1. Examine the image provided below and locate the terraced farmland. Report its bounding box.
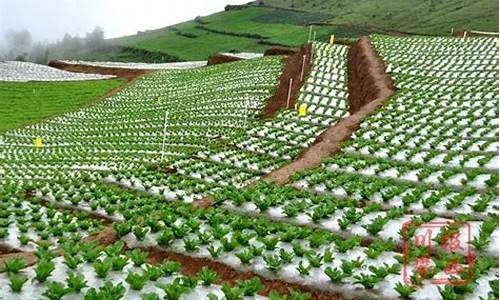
[0,34,498,300]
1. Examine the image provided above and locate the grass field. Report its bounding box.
[0,79,125,133]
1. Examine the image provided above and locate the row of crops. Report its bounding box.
[0,55,317,299]
[59,60,208,70]
[270,35,497,299]
[0,61,115,82]
[173,36,499,299]
[59,52,263,70]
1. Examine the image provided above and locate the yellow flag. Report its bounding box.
[298,103,308,117]
[329,34,335,45]
[34,137,43,149]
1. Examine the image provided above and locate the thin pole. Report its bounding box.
[312,31,316,43]
[310,44,314,64]
[300,54,306,82]
[286,78,293,109]
[244,94,250,125]
[160,111,168,161]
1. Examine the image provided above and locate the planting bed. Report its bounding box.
[0,61,115,82]
[57,60,208,70]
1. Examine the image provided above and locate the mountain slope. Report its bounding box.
[259,0,498,34]
[54,1,498,62]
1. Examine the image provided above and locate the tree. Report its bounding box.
[85,27,105,51]
[4,29,32,60]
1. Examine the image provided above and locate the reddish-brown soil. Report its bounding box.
[0,244,21,255]
[347,36,395,114]
[48,60,151,82]
[264,46,300,56]
[261,43,313,119]
[144,247,350,300]
[264,36,395,184]
[207,54,243,65]
[0,252,37,268]
[83,227,120,246]
[193,195,215,209]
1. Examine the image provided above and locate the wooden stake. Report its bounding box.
[160,111,169,161]
[300,55,306,82]
[286,78,293,109]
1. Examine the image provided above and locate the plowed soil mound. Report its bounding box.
[348,36,395,114]
[48,60,151,82]
[207,54,243,65]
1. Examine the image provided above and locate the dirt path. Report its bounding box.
[263,36,395,184]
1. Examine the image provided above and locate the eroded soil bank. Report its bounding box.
[260,44,313,119]
[48,60,151,82]
[347,36,394,114]
[264,36,395,184]
[207,53,243,65]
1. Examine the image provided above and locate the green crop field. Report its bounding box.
[0,79,125,133]
[1,36,498,300]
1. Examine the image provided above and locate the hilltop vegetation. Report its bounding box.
[257,0,499,34]
[105,1,497,61]
[110,6,341,61]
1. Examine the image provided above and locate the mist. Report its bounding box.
[1,0,250,41]
[0,0,251,63]
[0,27,107,64]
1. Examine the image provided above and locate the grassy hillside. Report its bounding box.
[259,0,499,34]
[111,6,334,61]
[110,6,382,61]
[58,1,497,62]
[0,79,125,133]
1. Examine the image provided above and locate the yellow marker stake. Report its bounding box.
[329,34,335,45]
[34,137,43,150]
[298,103,308,117]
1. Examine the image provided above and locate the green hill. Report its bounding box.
[109,6,340,61]
[260,0,498,34]
[54,1,498,62]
